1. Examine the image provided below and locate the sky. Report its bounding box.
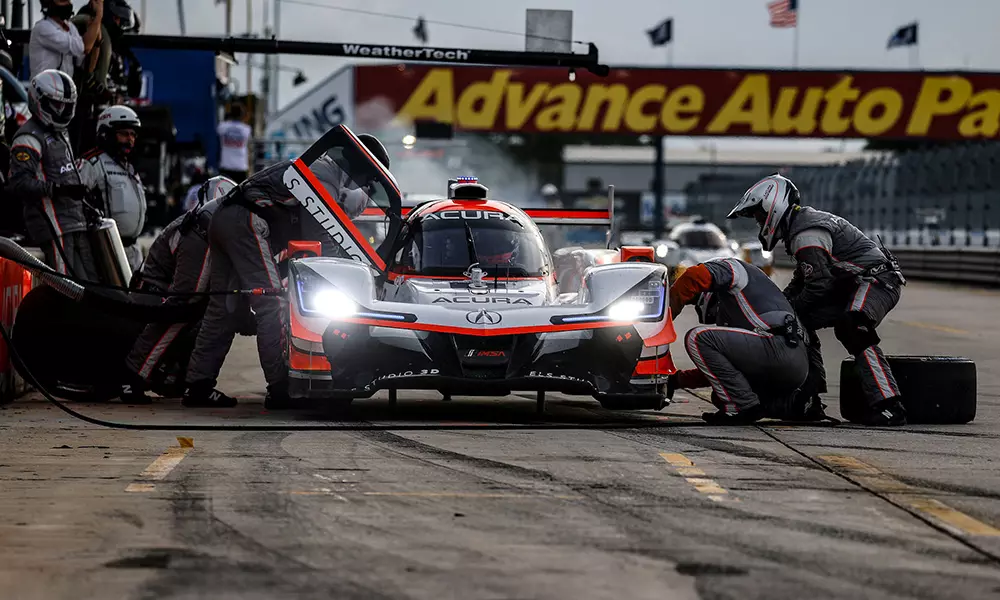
[19,0,1000,151]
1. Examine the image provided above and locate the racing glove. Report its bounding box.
[236,313,258,336]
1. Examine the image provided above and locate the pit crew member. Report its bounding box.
[119,175,236,404]
[728,174,907,426]
[7,69,100,280]
[666,257,811,424]
[181,133,391,409]
[77,105,146,271]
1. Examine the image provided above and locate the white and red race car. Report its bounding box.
[280,125,679,410]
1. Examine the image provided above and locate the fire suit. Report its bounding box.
[782,205,905,410]
[125,199,222,385]
[670,257,809,419]
[183,160,368,395]
[77,148,147,271]
[7,117,99,280]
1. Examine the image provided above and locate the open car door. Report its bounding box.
[281,124,403,276]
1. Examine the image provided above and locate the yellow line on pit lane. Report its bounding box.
[898,321,970,336]
[818,455,1000,537]
[125,437,194,493]
[660,452,737,503]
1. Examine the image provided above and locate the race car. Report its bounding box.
[653,219,739,281]
[279,125,677,411]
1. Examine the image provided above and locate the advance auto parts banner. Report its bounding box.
[353,65,1000,140]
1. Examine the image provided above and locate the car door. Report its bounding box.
[281,124,403,275]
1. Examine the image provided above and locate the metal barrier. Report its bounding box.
[772,245,1000,286]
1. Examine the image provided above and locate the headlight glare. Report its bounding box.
[608,299,645,321]
[655,244,668,258]
[311,289,357,318]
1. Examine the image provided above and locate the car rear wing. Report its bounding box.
[354,185,620,248]
[531,185,618,249]
[527,185,617,249]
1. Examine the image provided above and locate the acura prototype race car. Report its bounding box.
[280,126,678,411]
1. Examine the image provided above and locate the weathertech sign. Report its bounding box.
[354,66,1000,139]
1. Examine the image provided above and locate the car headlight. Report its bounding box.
[761,250,773,261]
[309,288,357,318]
[730,240,740,252]
[608,299,645,321]
[295,265,358,319]
[655,244,669,258]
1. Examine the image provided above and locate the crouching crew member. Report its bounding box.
[119,176,237,404]
[728,174,907,426]
[666,257,811,424]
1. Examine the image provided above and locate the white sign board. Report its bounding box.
[525,9,573,53]
[265,66,355,141]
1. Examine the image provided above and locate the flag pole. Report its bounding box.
[792,1,800,67]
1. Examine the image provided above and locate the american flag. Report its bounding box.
[767,0,798,28]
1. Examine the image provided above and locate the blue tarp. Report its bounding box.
[132,49,219,167]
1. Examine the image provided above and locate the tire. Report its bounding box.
[839,355,976,424]
[10,286,145,402]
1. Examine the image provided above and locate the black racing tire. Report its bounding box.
[839,356,976,424]
[10,286,145,402]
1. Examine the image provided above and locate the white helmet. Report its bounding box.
[96,105,141,156]
[96,105,141,136]
[28,69,77,130]
[198,175,237,207]
[727,173,800,251]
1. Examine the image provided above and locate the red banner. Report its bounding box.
[354,65,1000,140]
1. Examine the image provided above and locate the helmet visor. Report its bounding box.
[42,97,75,125]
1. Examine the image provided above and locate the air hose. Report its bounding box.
[0,239,836,431]
[0,318,718,431]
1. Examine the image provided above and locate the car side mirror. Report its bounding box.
[288,240,322,259]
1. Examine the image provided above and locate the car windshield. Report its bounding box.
[398,217,550,277]
[673,229,727,250]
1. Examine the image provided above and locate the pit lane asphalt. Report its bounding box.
[2,271,1000,600]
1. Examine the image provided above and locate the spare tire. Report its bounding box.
[10,285,146,401]
[839,356,976,424]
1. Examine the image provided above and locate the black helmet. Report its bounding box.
[104,0,136,32]
[357,133,390,170]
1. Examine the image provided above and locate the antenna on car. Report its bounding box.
[605,184,617,250]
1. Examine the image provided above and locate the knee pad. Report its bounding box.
[834,311,880,354]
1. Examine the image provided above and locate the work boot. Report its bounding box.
[702,402,764,425]
[865,397,907,426]
[264,380,295,410]
[119,366,153,405]
[182,381,237,408]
